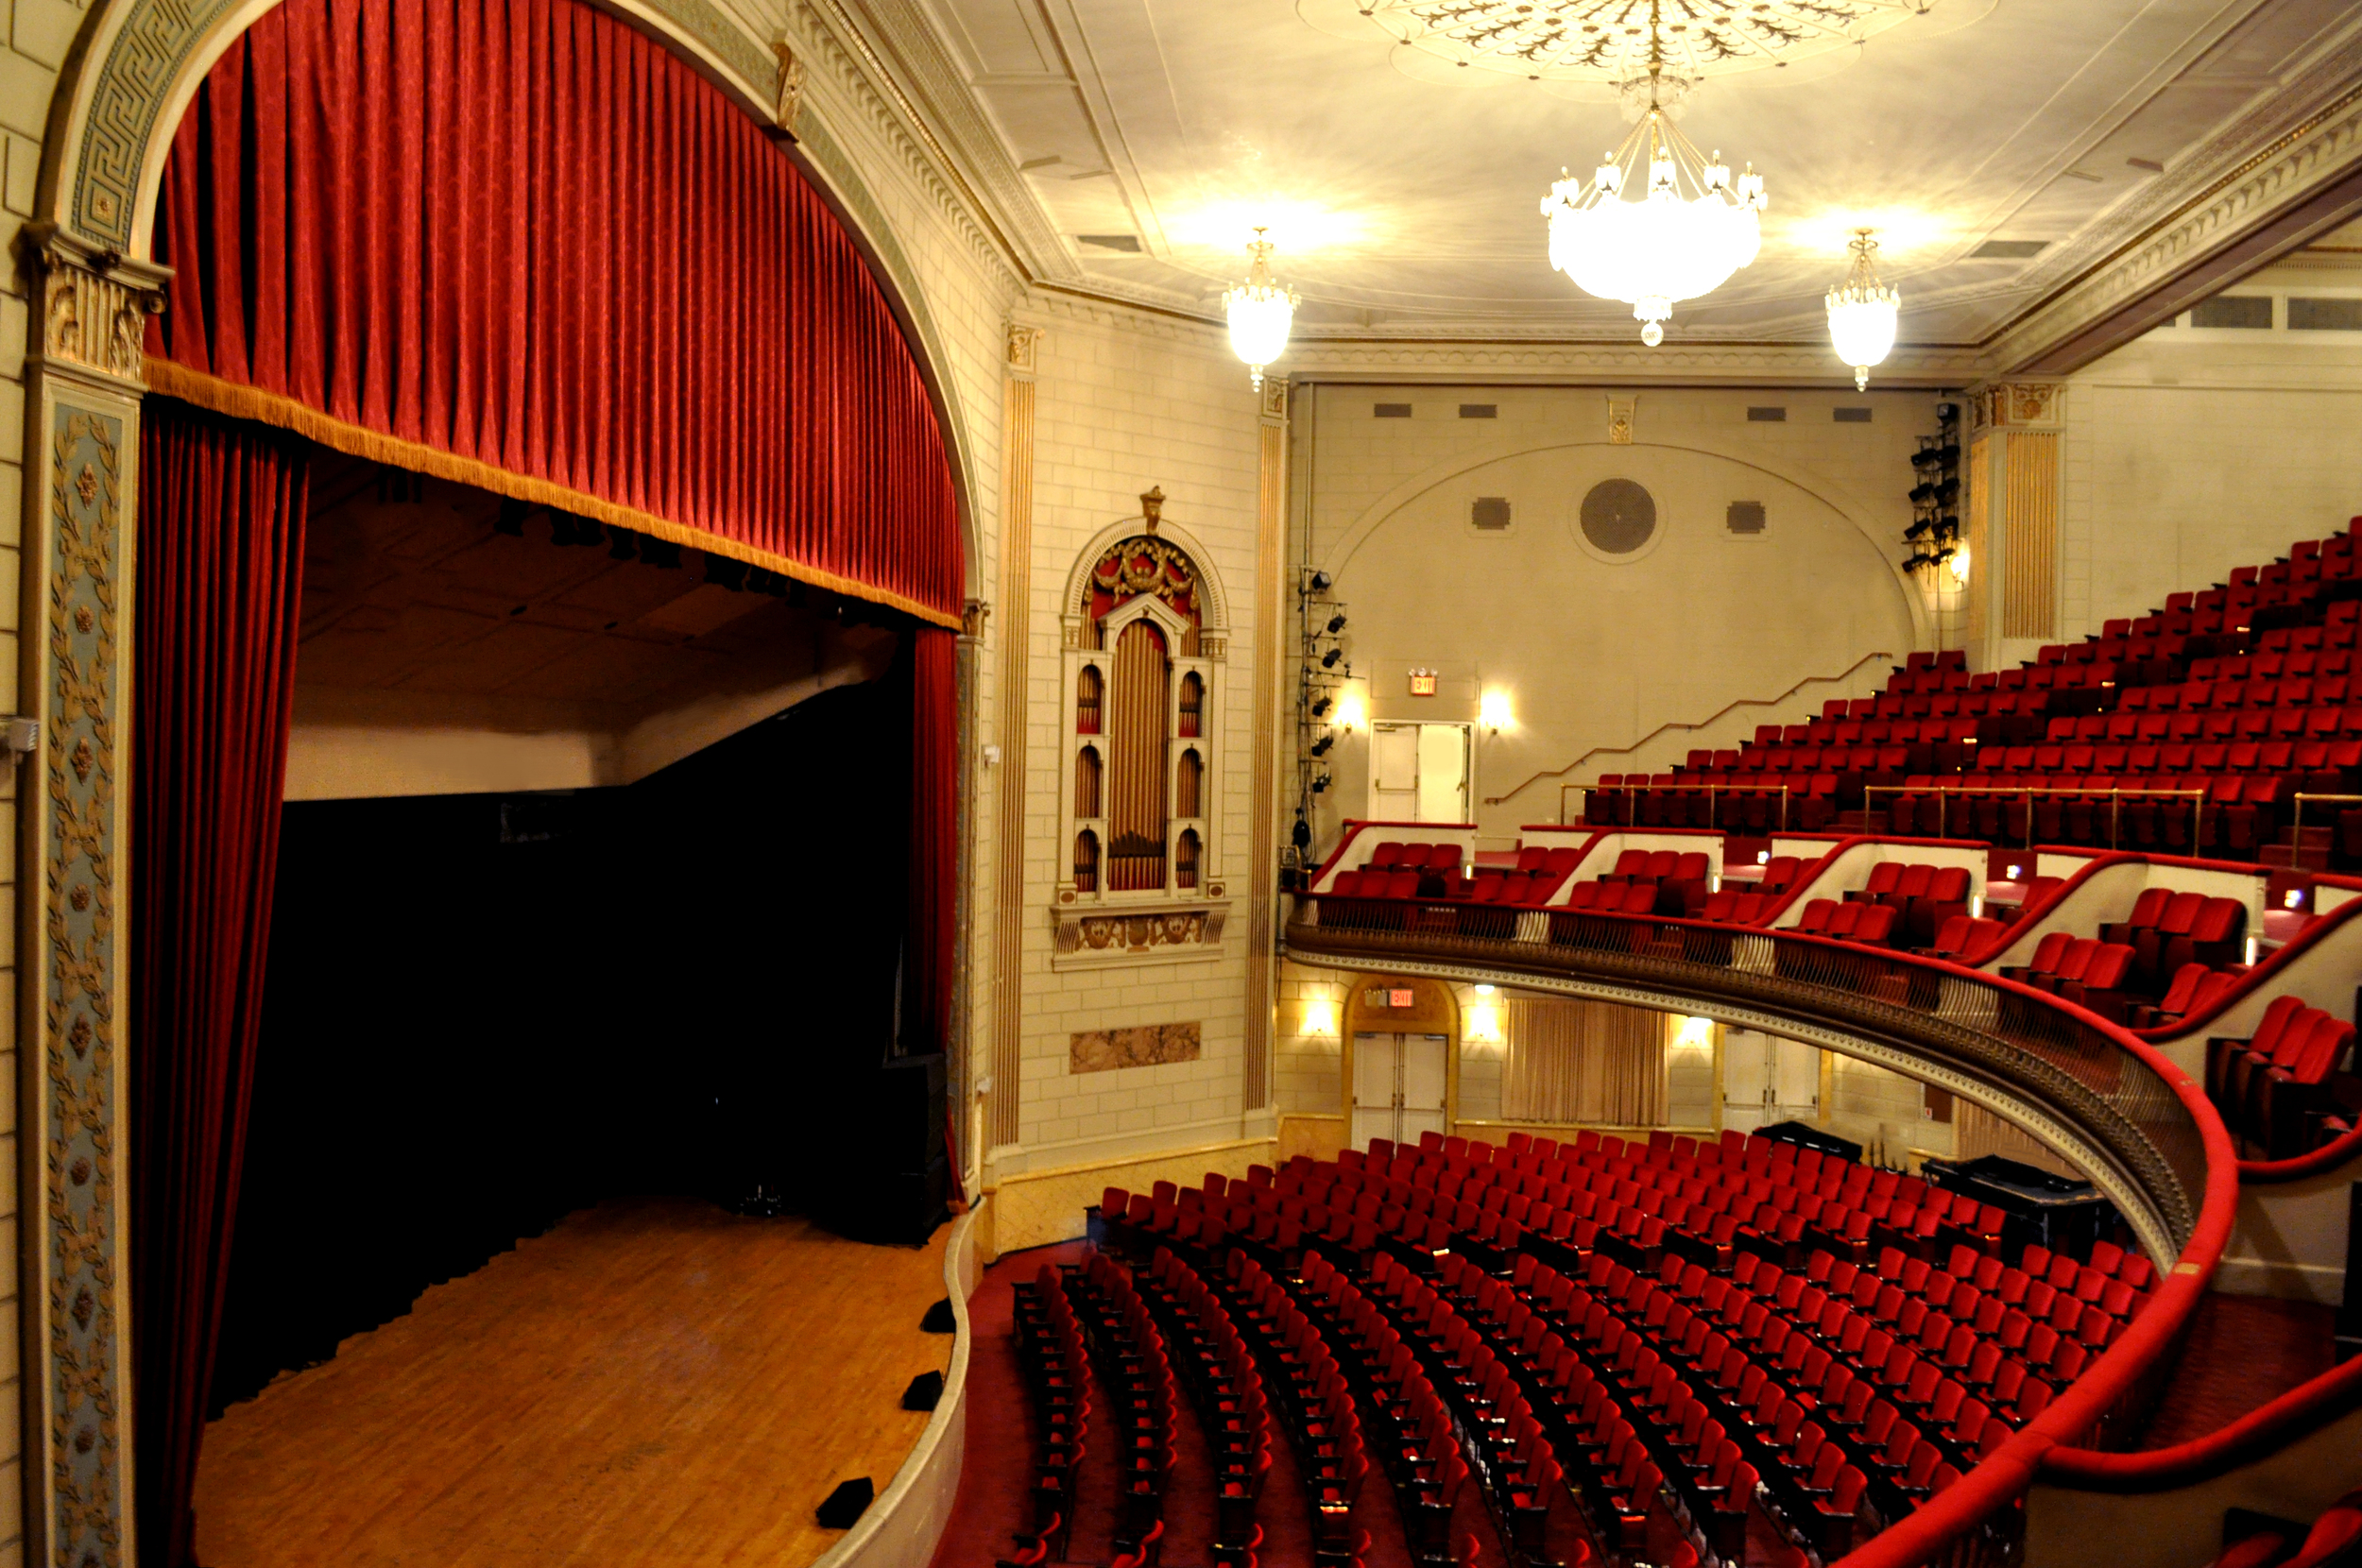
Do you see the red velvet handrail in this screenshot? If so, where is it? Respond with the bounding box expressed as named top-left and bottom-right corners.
top-left (2037, 1351), bottom-right (2362, 1492)
top-left (147, 0), bottom-right (963, 626)
top-left (1286, 894), bottom-right (2242, 1568)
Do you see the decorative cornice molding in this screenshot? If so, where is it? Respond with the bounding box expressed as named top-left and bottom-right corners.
top-left (1990, 43), bottom-right (2362, 370)
top-left (28, 227), bottom-right (168, 390)
top-left (1276, 339), bottom-right (1990, 384)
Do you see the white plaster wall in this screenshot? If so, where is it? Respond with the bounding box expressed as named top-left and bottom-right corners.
top-left (1293, 386), bottom-right (1933, 849)
top-left (2059, 273), bottom-right (2362, 645)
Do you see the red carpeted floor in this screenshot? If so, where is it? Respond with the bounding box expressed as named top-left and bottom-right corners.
top-left (2132, 1290), bottom-right (2341, 1450)
top-left (929, 1243), bottom-right (1636, 1568)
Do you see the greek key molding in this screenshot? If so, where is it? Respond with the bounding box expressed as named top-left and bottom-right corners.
top-left (41, 401), bottom-right (132, 1568)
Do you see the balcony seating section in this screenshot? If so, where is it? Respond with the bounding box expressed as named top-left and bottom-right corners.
top-left (1092, 1129), bottom-right (2158, 1566)
top-left (1582, 520), bottom-right (2362, 856)
top-left (1919, 913), bottom-right (2007, 962)
top-left (1013, 1262), bottom-right (1092, 1558)
top-left (2203, 995), bottom-right (2361, 1159)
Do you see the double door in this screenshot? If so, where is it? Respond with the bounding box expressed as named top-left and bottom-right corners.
top-left (1721, 1030), bottom-right (1822, 1134)
top-left (1351, 1031), bottom-right (1449, 1149)
top-left (1370, 723), bottom-right (1471, 824)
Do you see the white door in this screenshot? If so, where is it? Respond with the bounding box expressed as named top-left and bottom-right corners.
top-left (1371, 724), bottom-right (1421, 821)
top-left (1416, 724), bottom-right (1470, 824)
top-left (1352, 1032), bottom-right (1453, 1147)
top-left (1772, 1038), bottom-right (1823, 1125)
top-left (1722, 1031), bottom-right (1823, 1133)
top-left (1370, 723), bottom-right (1472, 824)
top-left (1721, 1029), bottom-right (1772, 1135)
top-left (1351, 1032), bottom-right (1399, 1149)
top-left (1401, 1033), bottom-right (1450, 1145)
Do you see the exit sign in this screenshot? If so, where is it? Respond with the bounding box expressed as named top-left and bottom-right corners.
top-left (1408, 669), bottom-right (1438, 695)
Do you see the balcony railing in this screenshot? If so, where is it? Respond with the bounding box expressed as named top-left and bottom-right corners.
top-left (1284, 892), bottom-right (2239, 1568)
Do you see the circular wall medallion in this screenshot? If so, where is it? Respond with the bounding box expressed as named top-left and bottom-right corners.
top-left (1320, 0), bottom-right (1928, 81)
top-left (1579, 479), bottom-right (1658, 556)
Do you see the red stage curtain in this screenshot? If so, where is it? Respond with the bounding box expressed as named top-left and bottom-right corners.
top-left (147, 0), bottom-right (962, 626)
top-left (909, 627), bottom-right (958, 1061)
top-left (130, 401), bottom-right (311, 1568)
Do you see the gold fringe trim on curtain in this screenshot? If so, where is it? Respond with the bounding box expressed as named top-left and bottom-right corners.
top-left (143, 358), bottom-right (963, 630)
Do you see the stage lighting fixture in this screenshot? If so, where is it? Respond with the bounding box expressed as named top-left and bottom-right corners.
top-left (1305, 570), bottom-right (1332, 593)
top-left (1326, 612), bottom-right (1347, 634)
top-left (640, 538), bottom-right (684, 570)
top-left (1311, 697), bottom-right (1333, 718)
top-left (608, 529), bottom-right (639, 560)
top-left (1292, 812), bottom-right (1312, 851)
top-left (1310, 774), bottom-right (1331, 794)
top-left (705, 555), bottom-right (750, 592)
top-left (1320, 647), bottom-right (1344, 668)
top-left (1310, 735), bottom-right (1333, 757)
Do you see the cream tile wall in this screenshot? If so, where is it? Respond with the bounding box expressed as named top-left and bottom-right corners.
top-left (1292, 384), bottom-right (1940, 851)
top-left (996, 303), bottom-right (1270, 1176)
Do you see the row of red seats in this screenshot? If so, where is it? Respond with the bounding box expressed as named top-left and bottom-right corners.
top-left (2098, 890), bottom-right (2249, 987)
top-left (1138, 1246), bottom-right (1273, 1550)
top-left (2205, 996), bottom-right (2359, 1159)
top-left (1073, 1253), bottom-right (1178, 1556)
top-left (1011, 1264), bottom-right (1088, 1559)
top-left (1298, 1252), bottom-right (1571, 1562)
top-left (1219, 1253), bottom-right (1367, 1553)
top-left (1890, 772), bottom-right (2299, 856)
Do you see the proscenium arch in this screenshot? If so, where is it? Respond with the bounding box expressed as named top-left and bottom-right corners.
top-left (1315, 430), bottom-right (1934, 651)
top-left (36, 0), bottom-right (986, 600)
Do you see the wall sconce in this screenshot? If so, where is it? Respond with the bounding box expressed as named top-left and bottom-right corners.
top-left (1480, 690), bottom-right (1514, 734)
top-left (1465, 984), bottom-right (1502, 1044)
top-left (1335, 692), bottom-right (1366, 731)
top-left (1675, 1015), bottom-right (1715, 1048)
top-left (1947, 546), bottom-right (1971, 586)
top-left (1303, 996), bottom-right (1339, 1037)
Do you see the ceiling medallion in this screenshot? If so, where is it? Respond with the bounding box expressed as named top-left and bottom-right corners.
top-left (1538, 8), bottom-right (1765, 346)
top-left (1338, 0), bottom-right (1930, 82)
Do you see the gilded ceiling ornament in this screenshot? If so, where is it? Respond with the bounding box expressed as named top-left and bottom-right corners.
top-left (1323, 0), bottom-right (1932, 81)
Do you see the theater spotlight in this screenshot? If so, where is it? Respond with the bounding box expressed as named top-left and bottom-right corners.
top-left (1304, 570), bottom-right (1332, 593)
top-left (1321, 647), bottom-right (1344, 668)
top-left (1292, 811), bottom-right (1312, 851)
top-left (1311, 697), bottom-right (1333, 718)
top-left (1310, 735), bottom-right (1334, 757)
top-left (1310, 774), bottom-right (1332, 794)
top-left (1326, 612), bottom-right (1347, 634)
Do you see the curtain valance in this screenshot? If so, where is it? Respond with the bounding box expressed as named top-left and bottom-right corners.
top-left (147, 0), bottom-right (963, 625)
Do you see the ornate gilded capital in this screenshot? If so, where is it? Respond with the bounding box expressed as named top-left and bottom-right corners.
top-left (1005, 322), bottom-right (1045, 376)
top-left (28, 226), bottom-right (168, 388)
top-left (772, 38), bottom-right (807, 140)
top-left (961, 598), bottom-right (991, 640)
top-left (1967, 381), bottom-right (2063, 431)
top-left (1258, 374), bottom-right (1289, 422)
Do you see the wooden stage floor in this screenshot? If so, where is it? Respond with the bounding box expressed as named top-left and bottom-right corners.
top-left (194, 1196), bottom-right (951, 1567)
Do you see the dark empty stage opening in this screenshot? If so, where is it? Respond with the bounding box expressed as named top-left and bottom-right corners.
top-left (209, 453), bottom-right (935, 1416)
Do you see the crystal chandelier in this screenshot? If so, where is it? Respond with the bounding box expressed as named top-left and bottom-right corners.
top-left (1826, 229), bottom-right (1902, 390)
top-left (1537, 16), bottom-right (1766, 346)
top-left (1224, 229), bottom-right (1299, 390)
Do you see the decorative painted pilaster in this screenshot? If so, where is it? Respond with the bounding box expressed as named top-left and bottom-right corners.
top-left (987, 326), bottom-right (1042, 1153)
top-left (1244, 377), bottom-right (1290, 1114)
top-left (1964, 382), bottom-right (2064, 670)
top-left (19, 225), bottom-right (163, 1568)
